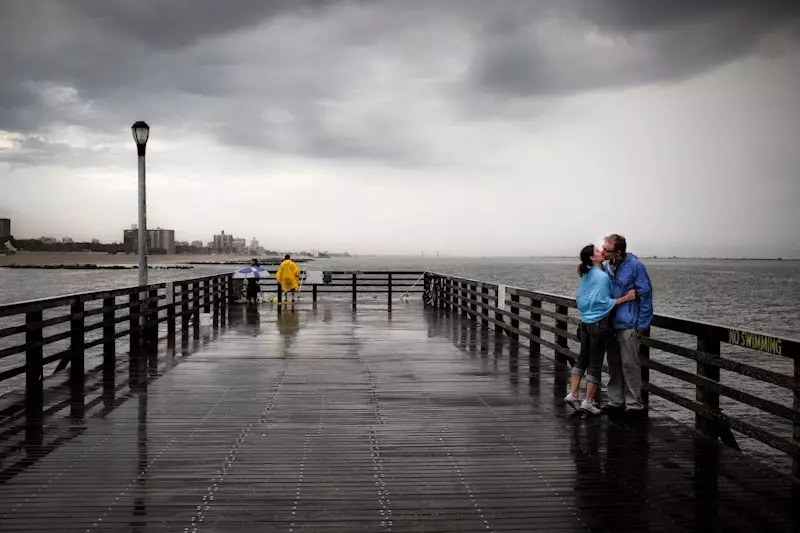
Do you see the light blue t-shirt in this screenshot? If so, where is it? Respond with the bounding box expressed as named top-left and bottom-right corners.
top-left (577, 266), bottom-right (615, 324)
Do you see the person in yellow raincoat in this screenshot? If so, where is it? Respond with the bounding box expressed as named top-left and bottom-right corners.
top-left (275, 254), bottom-right (301, 302)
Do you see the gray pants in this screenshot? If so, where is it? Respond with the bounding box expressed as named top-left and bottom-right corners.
top-left (606, 329), bottom-right (644, 410)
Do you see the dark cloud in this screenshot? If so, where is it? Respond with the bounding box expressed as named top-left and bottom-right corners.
top-left (469, 0), bottom-right (800, 97)
top-left (68, 0), bottom-right (344, 50)
top-left (1, 0), bottom-right (799, 166)
top-left (573, 0), bottom-right (795, 31)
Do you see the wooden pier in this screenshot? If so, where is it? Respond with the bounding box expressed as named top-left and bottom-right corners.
top-left (0, 272), bottom-right (797, 531)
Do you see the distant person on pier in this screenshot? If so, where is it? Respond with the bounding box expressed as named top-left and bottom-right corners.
top-left (566, 244), bottom-right (636, 414)
top-left (246, 258), bottom-right (261, 305)
top-left (276, 254), bottom-right (301, 303)
top-left (602, 234), bottom-right (653, 416)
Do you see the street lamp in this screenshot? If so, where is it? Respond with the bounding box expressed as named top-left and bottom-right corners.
top-left (131, 121), bottom-right (150, 286)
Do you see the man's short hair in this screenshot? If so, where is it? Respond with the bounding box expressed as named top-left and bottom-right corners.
top-left (606, 234), bottom-right (627, 255)
top-left (284, 254), bottom-right (291, 260)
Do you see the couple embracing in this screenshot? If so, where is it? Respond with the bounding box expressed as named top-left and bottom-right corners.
top-left (565, 234), bottom-right (653, 416)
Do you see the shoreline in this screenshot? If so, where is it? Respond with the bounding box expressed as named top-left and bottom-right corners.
top-left (0, 264), bottom-right (193, 270)
top-left (0, 252), bottom-right (315, 267)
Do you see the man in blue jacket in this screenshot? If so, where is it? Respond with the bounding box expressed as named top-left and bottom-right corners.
top-left (602, 234), bottom-right (653, 414)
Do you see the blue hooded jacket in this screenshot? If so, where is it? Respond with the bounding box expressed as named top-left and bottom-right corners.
top-left (577, 266), bottom-right (616, 324)
top-left (607, 253), bottom-right (653, 331)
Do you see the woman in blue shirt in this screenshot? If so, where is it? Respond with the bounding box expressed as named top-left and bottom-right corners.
top-left (565, 244), bottom-right (635, 414)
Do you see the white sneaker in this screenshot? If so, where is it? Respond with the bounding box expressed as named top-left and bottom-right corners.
top-left (580, 400), bottom-right (601, 415)
top-left (564, 393), bottom-right (581, 410)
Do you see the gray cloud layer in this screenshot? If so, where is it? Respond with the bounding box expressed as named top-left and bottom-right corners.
top-left (470, 1), bottom-right (800, 97)
top-left (2, 0), bottom-right (798, 164)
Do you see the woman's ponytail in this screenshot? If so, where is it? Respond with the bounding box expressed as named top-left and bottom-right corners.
top-left (578, 244), bottom-right (594, 277)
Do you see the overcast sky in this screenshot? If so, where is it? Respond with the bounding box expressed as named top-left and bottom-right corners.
top-left (1, 1), bottom-right (799, 257)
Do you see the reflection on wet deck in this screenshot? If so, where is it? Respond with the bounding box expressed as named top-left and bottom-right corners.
top-left (0, 301), bottom-right (796, 532)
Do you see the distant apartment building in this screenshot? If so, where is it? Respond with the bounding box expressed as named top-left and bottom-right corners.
top-left (232, 238), bottom-right (247, 255)
top-left (0, 218), bottom-right (10, 237)
top-left (123, 227), bottom-right (176, 254)
top-left (151, 228), bottom-right (175, 254)
top-left (213, 231), bottom-right (234, 254)
top-left (250, 237), bottom-right (259, 254)
top-left (191, 241), bottom-right (204, 249)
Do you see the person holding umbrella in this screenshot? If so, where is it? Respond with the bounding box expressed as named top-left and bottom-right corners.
top-left (276, 254), bottom-right (301, 303)
top-left (233, 260), bottom-right (266, 305)
top-left (246, 259), bottom-right (262, 305)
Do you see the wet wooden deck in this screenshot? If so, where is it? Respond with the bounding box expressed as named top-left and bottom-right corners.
top-left (0, 301), bottom-right (796, 532)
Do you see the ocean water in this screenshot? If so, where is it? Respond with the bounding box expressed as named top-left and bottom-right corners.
top-left (4, 256), bottom-right (797, 336)
top-left (1, 256), bottom-right (798, 468)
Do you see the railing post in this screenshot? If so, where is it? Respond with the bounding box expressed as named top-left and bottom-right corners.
top-left (470, 282), bottom-right (477, 319)
top-left (387, 273), bottom-right (392, 311)
top-left (26, 309), bottom-right (44, 447)
top-left (103, 296), bottom-right (116, 405)
top-left (509, 293), bottom-right (520, 342)
top-left (181, 283), bottom-right (189, 346)
top-left (529, 298), bottom-right (542, 380)
top-left (554, 304), bottom-right (569, 367)
top-left (220, 277), bottom-right (228, 330)
top-left (313, 284), bottom-right (318, 305)
top-left (203, 279), bottom-right (211, 313)
top-left (554, 303), bottom-right (570, 392)
top-left (795, 356), bottom-right (800, 479)
top-left (70, 299), bottom-right (85, 417)
top-left (211, 278), bottom-right (218, 326)
top-left (129, 292), bottom-right (142, 386)
top-left (460, 281), bottom-right (468, 319)
top-left (697, 333), bottom-right (721, 440)
top-left (192, 282), bottom-right (200, 338)
top-left (129, 292), bottom-right (140, 355)
top-left (167, 284), bottom-right (176, 345)
top-left (352, 273), bottom-right (357, 311)
top-left (228, 275), bottom-right (235, 304)
top-left (448, 278), bottom-right (455, 313)
top-left (147, 288), bottom-right (159, 350)
top-left (480, 285), bottom-right (489, 328)
top-left (494, 287), bottom-right (504, 332)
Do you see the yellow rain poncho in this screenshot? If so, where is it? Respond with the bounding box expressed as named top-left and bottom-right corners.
top-left (275, 259), bottom-right (300, 293)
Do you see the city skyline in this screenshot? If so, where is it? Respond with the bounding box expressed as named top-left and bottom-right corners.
top-left (1, 213), bottom-right (799, 259)
top-left (1, 2), bottom-right (799, 258)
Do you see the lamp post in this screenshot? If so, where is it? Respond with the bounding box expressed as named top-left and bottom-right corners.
top-left (131, 121), bottom-right (150, 286)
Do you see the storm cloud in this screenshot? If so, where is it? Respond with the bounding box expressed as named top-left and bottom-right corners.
top-left (469, 0), bottom-right (800, 97)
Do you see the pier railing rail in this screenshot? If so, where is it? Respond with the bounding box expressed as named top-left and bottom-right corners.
top-left (430, 272), bottom-right (800, 477)
top-left (0, 274), bottom-right (233, 411)
top-left (0, 270), bottom-right (425, 394)
top-left (250, 270), bottom-right (425, 309)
